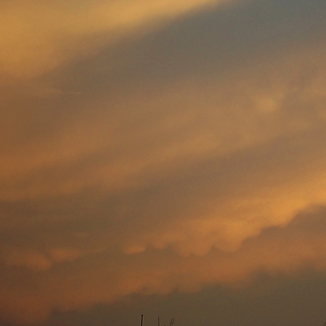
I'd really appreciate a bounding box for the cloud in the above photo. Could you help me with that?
[0,0,238,80]
[1,0,326,324]
[1,206,326,324]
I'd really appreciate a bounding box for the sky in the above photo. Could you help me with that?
[1,0,326,325]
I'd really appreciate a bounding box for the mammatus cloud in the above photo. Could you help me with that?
[1,0,326,324]
[1,207,326,324]
[2,62,326,323]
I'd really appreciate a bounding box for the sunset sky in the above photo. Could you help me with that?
[1,0,326,325]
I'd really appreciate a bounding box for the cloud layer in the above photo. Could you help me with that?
[1,0,326,324]
[0,0,236,80]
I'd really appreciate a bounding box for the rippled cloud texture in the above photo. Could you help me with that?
[1,0,326,325]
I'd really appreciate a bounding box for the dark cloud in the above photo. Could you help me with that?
[53,0,326,93]
[1,0,326,325]
[45,269,326,326]
[2,206,326,325]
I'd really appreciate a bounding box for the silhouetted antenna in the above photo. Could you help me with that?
[140,315,144,326]
[158,317,160,326]
[169,317,175,326]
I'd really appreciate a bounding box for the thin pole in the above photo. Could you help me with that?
[140,315,144,326]
[158,317,160,326]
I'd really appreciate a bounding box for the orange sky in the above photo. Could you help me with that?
[1,0,326,325]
